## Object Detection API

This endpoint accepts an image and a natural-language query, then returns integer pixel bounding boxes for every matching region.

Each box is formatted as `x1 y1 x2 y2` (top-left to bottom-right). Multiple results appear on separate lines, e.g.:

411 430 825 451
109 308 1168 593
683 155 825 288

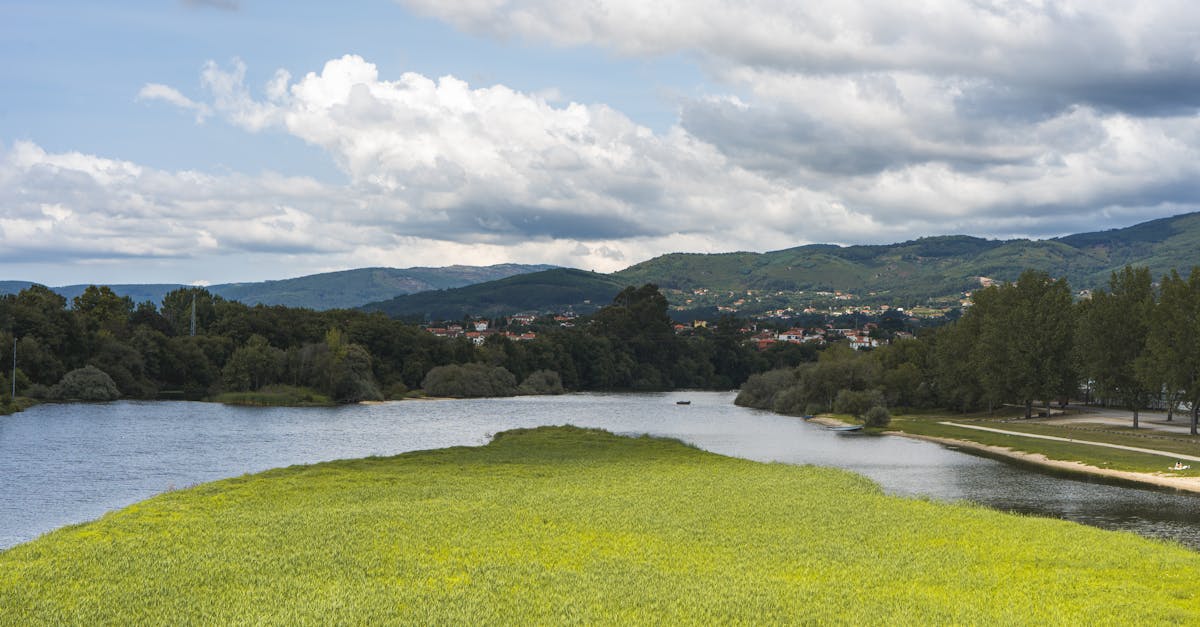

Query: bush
383 381 409 400
735 369 798 409
49 365 120 401
771 385 809 416
833 388 885 418
25 383 52 400
518 370 564 395
422 363 517 398
863 405 892 427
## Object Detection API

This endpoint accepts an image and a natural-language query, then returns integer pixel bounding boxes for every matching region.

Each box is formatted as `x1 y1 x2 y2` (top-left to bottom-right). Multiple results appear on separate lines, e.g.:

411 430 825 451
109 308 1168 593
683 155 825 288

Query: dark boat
676 401 691 405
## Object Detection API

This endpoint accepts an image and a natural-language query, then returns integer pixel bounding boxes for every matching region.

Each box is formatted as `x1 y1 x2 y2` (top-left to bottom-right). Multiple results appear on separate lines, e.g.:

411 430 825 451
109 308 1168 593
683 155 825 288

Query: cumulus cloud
164 56 848 247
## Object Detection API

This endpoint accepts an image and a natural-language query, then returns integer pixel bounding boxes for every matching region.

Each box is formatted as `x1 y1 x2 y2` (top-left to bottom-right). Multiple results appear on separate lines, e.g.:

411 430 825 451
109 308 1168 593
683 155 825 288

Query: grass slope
2 426 1197 624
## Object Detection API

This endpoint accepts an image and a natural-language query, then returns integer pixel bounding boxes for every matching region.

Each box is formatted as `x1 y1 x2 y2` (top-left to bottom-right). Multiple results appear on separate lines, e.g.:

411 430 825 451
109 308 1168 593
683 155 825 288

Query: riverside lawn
1 427 1198 624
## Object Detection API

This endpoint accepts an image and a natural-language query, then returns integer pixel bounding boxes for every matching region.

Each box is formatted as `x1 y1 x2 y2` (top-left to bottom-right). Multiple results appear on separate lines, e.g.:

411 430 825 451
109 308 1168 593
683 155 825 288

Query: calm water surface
2 392 1198 550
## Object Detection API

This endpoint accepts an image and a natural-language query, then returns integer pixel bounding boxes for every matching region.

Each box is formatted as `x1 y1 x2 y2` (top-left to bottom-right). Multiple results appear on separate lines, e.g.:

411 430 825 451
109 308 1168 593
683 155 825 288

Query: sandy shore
890 431 1200 494
808 416 853 428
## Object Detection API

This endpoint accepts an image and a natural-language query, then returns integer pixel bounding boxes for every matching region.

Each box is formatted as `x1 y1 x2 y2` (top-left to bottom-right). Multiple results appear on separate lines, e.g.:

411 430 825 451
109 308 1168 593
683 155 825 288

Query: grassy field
887 412 1200 476
2 426 1199 624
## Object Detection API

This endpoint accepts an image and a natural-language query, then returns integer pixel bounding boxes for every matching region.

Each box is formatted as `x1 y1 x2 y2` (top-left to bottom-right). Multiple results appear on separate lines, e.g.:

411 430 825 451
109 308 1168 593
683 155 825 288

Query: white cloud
137 84 213 123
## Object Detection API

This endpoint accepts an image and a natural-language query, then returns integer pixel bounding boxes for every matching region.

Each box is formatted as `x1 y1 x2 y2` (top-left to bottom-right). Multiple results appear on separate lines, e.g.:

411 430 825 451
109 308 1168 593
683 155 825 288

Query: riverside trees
0 282 763 404
741 266 1200 425
1076 267 1154 428
1142 269 1200 434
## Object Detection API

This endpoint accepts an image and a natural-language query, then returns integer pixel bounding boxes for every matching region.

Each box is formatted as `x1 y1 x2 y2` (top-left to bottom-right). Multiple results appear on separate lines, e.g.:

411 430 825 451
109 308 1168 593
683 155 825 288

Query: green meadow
2 426 1198 624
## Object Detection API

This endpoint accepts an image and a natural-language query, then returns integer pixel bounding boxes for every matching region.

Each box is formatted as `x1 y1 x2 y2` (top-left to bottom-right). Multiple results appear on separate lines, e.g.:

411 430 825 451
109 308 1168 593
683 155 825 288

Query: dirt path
890 431 1200 494
939 422 1200 463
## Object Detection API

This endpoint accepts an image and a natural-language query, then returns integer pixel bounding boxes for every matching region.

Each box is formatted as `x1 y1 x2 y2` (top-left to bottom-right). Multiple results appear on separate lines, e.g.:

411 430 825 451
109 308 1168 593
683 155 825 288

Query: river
2 391 1198 550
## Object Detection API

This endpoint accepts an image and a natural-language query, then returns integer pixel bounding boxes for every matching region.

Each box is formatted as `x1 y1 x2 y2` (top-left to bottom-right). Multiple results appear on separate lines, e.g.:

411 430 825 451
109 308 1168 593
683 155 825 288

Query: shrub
383 381 409 400
49 365 120 401
771 385 809 416
735 368 798 409
422 363 517 398
518 370 564 395
833 388 885 418
863 405 892 427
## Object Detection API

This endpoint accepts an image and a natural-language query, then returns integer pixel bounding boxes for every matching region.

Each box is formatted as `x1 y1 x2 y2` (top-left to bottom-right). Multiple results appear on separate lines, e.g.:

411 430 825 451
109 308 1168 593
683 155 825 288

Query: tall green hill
360 268 629 320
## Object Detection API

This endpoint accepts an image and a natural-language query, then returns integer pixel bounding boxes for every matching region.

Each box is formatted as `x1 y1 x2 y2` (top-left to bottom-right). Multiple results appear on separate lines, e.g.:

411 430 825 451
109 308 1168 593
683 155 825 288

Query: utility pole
190 293 197 337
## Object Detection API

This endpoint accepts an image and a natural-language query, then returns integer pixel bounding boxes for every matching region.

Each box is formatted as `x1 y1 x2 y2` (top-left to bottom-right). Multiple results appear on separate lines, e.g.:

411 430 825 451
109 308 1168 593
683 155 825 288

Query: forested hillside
616 211 1200 306
361 268 628 320
0 264 556 311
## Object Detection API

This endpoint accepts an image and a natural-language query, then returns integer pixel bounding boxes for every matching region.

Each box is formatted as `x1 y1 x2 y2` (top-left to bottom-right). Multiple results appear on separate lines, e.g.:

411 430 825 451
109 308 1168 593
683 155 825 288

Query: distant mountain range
361 211 1200 320
6 212 1199 318
614 211 1200 305
0 264 557 310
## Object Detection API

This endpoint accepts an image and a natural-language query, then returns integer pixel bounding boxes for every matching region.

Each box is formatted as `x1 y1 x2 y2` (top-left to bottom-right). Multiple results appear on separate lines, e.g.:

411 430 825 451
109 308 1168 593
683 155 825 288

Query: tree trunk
1191 402 1198 436
1132 405 1139 429
1025 399 1033 420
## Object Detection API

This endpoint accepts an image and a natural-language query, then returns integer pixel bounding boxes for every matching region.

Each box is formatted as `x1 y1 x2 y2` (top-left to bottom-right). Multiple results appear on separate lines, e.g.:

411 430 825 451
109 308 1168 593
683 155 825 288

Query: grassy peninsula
2 426 1198 624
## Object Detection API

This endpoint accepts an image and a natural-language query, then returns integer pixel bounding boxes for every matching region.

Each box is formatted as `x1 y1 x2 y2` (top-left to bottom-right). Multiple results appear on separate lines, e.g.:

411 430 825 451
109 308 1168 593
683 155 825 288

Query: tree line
737 267 1200 435
1 282 767 407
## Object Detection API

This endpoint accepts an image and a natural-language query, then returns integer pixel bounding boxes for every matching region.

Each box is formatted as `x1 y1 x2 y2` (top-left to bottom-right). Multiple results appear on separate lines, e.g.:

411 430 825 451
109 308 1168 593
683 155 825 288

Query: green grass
980 421 1200 458
2 426 1199 624
0 397 37 416
211 385 335 407
890 414 1200 476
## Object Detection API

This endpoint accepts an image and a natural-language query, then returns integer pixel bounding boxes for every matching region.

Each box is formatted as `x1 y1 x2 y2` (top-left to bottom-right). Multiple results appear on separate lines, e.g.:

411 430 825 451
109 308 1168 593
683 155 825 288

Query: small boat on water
827 425 863 432
676 400 691 405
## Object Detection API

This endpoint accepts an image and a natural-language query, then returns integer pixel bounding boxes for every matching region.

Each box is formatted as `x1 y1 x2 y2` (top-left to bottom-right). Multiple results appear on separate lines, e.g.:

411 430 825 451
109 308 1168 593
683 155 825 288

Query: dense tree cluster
2 282 765 408
739 267 1200 434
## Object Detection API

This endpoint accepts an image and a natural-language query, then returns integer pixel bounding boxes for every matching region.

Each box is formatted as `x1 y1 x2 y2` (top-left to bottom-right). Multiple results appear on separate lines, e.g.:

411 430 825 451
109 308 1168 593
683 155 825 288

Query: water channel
2 391 1198 550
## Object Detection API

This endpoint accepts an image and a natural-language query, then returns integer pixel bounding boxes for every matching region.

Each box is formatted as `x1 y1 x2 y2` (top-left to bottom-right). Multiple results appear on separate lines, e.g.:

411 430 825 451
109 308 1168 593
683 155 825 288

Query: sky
2 1 1200 286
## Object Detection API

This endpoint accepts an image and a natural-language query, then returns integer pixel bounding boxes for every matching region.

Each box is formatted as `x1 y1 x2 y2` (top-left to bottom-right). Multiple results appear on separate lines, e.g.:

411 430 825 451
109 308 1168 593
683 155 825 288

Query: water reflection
1 392 1198 550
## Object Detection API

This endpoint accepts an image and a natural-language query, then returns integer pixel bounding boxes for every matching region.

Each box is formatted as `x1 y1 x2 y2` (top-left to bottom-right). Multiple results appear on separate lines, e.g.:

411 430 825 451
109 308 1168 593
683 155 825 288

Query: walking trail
938 422 1200 463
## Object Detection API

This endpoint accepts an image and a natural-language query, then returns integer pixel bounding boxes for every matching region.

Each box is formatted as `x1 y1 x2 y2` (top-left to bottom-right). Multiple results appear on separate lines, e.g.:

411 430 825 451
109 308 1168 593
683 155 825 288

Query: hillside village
423 308 916 353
